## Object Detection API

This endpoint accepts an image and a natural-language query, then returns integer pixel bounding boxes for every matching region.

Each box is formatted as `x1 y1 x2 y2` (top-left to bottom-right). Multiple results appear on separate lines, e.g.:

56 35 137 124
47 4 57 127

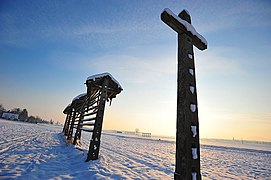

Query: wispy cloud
48 46 177 85
0 1 163 49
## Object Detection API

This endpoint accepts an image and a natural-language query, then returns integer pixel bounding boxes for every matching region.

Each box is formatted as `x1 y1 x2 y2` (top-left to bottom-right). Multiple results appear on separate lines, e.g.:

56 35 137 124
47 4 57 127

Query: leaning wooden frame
62 73 122 161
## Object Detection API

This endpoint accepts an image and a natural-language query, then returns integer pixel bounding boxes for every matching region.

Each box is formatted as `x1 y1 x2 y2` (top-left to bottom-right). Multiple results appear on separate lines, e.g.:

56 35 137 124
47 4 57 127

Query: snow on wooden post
161 8 207 180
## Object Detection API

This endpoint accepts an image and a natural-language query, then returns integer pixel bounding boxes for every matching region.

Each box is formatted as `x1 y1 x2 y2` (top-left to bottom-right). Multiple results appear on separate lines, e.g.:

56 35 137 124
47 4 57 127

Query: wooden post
67 109 77 141
161 9 207 180
63 109 73 136
73 99 89 145
62 112 70 134
86 78 109 161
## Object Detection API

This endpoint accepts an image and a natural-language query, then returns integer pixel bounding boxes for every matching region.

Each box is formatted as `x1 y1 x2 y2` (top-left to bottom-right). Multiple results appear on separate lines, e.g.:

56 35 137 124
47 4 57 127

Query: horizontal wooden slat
84 111 98 117
86 106 98 111
81 122 95 126
80 127 94 132
83 117 96 122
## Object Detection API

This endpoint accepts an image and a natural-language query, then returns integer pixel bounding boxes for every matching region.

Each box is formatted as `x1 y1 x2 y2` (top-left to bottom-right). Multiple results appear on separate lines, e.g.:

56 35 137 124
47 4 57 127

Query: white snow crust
192 148 198 159
189 69 194 76
190 104 196 112
191 125 197 137
192 172 197 180
188 53 193 59
164 8 208 46
189 86 195 94
1 119 270 179
87 72 122 89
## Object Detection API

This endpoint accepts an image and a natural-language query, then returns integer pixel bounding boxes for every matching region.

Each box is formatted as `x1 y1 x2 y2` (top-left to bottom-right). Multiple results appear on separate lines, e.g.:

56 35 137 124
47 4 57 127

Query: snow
1 119 271 179
189 86 195 94
192 172 197 180
190 104 196 112
164 8 208 46
87 72 122 89
189 68 194 76
191 125 197 137
188 53 193 59
192 148 198 159
72 93 87 102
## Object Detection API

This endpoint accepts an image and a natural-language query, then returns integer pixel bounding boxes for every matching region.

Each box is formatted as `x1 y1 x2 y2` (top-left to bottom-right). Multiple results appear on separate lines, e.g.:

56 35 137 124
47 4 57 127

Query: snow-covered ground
0 119 270 179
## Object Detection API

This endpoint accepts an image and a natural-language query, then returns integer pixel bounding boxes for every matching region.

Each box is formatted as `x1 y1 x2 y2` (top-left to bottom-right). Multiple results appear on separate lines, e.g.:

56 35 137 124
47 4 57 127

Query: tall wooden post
86 78 109 161
62 111 70 134
67 109 77 141
161 9 207 180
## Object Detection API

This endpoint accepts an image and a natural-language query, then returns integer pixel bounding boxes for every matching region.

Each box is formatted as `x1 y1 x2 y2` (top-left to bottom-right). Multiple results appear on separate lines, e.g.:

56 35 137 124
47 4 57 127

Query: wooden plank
82 117 96 122
161 9 207 51
80 127 94 132
81 122 95 126
84 111 98 117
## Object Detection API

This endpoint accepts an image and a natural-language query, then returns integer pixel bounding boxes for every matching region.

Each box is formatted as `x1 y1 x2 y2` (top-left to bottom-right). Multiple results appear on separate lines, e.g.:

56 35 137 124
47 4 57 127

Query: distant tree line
0 104 54 124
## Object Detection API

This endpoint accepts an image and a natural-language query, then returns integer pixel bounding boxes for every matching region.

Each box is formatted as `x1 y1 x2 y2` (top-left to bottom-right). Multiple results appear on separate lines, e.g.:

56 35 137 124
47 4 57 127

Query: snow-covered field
0 119 270 179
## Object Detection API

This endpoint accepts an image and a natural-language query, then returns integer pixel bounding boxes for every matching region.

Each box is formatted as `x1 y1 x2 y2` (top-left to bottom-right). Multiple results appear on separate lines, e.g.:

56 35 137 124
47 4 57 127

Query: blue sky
0 0 271 141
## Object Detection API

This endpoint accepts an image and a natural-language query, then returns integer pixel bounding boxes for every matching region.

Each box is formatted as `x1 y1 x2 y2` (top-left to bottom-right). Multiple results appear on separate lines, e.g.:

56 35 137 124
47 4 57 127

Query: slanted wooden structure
63 93 87 143
161 8 207 180
62 73 122 161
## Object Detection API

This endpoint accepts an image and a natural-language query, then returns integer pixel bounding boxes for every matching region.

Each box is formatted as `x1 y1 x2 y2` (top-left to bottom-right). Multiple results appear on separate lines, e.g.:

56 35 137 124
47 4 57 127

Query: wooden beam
161 9 207 51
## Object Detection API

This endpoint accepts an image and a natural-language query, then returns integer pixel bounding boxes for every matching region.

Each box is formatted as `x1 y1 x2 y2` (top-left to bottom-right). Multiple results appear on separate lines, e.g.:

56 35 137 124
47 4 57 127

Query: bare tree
135 128 140 134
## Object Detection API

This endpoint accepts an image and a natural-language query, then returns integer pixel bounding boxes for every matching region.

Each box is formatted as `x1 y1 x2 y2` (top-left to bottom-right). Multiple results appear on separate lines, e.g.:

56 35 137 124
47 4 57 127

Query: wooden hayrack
62 73 122 161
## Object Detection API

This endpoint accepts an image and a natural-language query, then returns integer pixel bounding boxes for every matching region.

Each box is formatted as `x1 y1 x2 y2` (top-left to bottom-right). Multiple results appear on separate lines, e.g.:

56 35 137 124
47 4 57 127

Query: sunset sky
1 1 270 141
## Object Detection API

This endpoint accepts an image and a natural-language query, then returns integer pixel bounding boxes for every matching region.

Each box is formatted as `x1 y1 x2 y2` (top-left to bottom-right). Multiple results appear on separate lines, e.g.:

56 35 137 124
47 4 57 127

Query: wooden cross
161 8 207 180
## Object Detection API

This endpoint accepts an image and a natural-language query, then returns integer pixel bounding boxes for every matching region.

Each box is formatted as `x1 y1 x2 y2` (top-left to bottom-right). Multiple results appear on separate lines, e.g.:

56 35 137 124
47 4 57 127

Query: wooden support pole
67 109 77 142
86 78 109 161
62 112 70 134
175 33 201 179
161 8 207 180
73 99 89 145
65 110 73 136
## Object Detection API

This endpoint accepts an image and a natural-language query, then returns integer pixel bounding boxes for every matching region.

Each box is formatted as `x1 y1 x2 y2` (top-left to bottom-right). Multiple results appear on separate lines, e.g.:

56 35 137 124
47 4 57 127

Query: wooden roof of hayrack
63 93 87 114
63 73 122 114
63 104 71 114
86 73 122 100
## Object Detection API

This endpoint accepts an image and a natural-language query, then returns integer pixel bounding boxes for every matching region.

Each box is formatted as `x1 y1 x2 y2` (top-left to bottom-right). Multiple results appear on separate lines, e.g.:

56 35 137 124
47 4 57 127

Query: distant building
2 112 19 120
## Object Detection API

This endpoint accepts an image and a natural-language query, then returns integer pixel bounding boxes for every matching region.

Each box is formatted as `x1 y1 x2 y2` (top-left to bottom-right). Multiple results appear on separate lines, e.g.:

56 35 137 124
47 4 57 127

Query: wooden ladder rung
83 117 96 121
80 127 94 132
84 111 97 117
81 122 95 126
